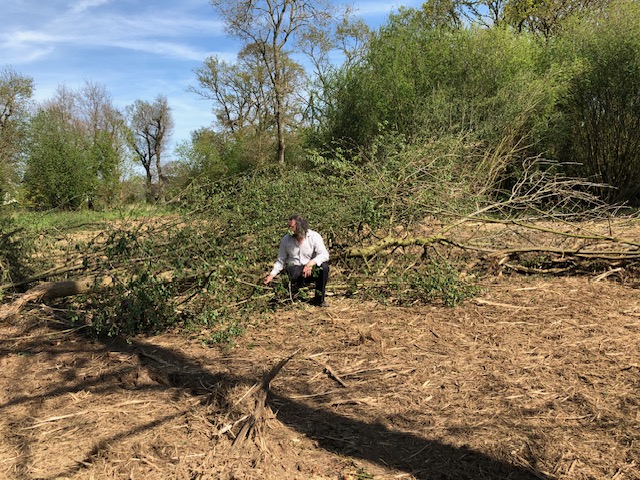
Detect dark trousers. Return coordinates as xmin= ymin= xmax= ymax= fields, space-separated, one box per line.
xmin=286 ymin=262 xmax=329 ymax=304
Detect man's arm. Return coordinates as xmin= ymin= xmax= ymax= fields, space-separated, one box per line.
xmin=264 ymin=237 xmax=288 ymax=285
xmin=302 ymin=231 xmax=329 ymax=277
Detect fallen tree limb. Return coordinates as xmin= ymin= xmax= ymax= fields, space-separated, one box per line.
xmin=345 ymin=234 xmax=445 ymax=257
xmin=590 ymin=267 xmax=625 ymax=282
xmin=1 ymin=262 xmax=92 ymax=291
xmin=0 ymin=270 xmax=181 ymax=321
xmin=1 ymin=275 xmax=115 ymax=320
xmin=344 ymin=235 xmax=640 ymax=261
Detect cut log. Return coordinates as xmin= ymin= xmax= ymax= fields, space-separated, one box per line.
xmin=0 ymin=270 xmax=184 ymax=321
xmin=1 ymin=276 xmax=114 ymax=320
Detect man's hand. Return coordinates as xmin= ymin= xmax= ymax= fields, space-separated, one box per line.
xmin=303 ymin=262 xmax=315 ymax=278
xmin=264 ymin=274 xmax=274 ymax=285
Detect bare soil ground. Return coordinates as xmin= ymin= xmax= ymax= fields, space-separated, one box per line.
xmin=1 ymin=275 xmax=639 ymax=480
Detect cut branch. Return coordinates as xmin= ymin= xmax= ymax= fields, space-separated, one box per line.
xmin=345 ymin=234 xmax=445 ymax=257
xmin=0 ymin=270 xmax=179 ymax=321
xmin=1 ymin=275 xmax=115 ymax=321
xmin=344 ymin=235 xmax=640 ymax=261
xmin=231 ymin=350 xmax=298 ymax=449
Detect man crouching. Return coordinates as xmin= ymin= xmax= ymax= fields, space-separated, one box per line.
xmin=264 ymin=214 xmax=330 ymax=307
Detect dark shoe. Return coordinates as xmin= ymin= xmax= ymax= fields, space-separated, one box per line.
xmin=313 ymin=299 xmax=328 ymax=307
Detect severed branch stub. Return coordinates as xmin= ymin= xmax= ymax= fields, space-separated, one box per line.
xmin=231 ymin=349 xmax=299 ymax=449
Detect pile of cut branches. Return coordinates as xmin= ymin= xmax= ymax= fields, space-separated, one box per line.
xmin=3 ymin=160 xmax=639 ymax=335
xmin=334 ymin=159 xmax=640 ymax=297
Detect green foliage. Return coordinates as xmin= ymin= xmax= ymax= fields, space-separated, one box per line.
xmin=182 ymin=156 xmax=483 ymax=312
xmin=74 ymin=222 xmax=184 ymax=338
xmin=11 ymin=206 xmax=160 ymax=232
xmin=172 ymin=127 xmax=288 ymax=203
xmin=322 ymin=19 xmax=554 ymax=164
xmin=351 ymin=255 xmax=479 ymax=308
xmin=84 ymin=270 xmax=180 ymax=337
xmin=198 ymin=308 xmax=246 ymax=347
xmin=0 ymin=67 xmax=34 ymax=201
xmin=23 ymin=108 xmax=95 ymax=209
xmin=0 ymin=215 xmax=32 ymax=287
xmin=548 ymin=0 xmax=640 ymax=204
xmin=504 ymin=0 xmax=610 ymax=38
xmin=407 ymin=260 xmax=480 ymax=307
xmin=316 ymin=1 xmax=640 ymax=205
xmin=188 ymin=163 xmax=380 ymax=242
xmin=89 ymin=130 xmax=122 ymax=208
xmin=17 ymin=81 xmax=128 ymax=210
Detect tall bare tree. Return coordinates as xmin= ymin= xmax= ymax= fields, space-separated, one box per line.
xmin=209 ymin=0 xmax=334 ymax=164
xmin=192 ymin=44 xmax=279 ymax=134
xmin=126 ymin=95 xmax=174 ymax=203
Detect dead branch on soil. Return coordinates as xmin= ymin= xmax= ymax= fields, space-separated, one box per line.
xmin=342 ymin=159 xmax=640 ymax=276
xmin=23 ymin=400 xmax=154 ymax=429
xmin=321 ymin=364 xmax=350 ymax=388
xmin=231 ymin=350 xmax=299 ymax=449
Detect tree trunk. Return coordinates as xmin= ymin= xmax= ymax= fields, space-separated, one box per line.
xmin=145 ymin=168 xmax=153 ymax=203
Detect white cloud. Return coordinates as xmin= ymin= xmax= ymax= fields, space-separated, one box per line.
xmin=2 ymin=45 xmax=55 ymax=64
xmin=3 ymin=1 xmax=225 ymax=65
xmin=111 ymin=39 xmax=211 ymax=62
xmin=69 ymin=0 xmax=111 ymax=15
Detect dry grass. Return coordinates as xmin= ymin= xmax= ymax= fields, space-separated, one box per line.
xmin=1 ymin=274 xmax=638 ymax=479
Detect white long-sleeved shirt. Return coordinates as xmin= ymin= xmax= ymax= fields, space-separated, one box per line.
xmin=269 ymin=229 xmax=330 ymax=277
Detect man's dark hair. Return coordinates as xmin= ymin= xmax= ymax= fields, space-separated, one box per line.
xmin=289 ymin=213 xmax=309 ymax=238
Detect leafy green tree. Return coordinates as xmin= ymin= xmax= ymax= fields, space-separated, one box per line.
xmin=89 ymin=129 xmax=122 ymax=207
xmin=418 ymin=0 xmax=609 ymax=36
xmin=399 ymin=1 xmax=464 ymax=29
xmin=174 ymin=127 xmax=252 ymax=185
xmin=0 ymin=67 xmax=34 ymax=201
xmin=191 ymin=44 xmax=305 ymax=168
xmin=23 ymin=107 xmax=94 ymax=209
xmin=300 ymin=14 xmax=372 ymax=141
xmin=192 ymin=46 xmax=276 ymax=133
xmin=446 ymin=0 xmax=509 ymax=27
xmin=323 ymin=15 xmax=551 ymax=157
xmin=549 ymin=0 xmax=640 ymax=203
xmin=75 ymin=81 xmax=126 ymax=207
xmin=21 ymin=82 xmax=126 ymax=209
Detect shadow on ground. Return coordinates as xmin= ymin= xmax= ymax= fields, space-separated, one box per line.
xmin=0 ymin=318 xmax=550 ymax=480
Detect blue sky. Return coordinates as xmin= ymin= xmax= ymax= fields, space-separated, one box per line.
xmin=2 ymin=0 xmax=422 ymax=156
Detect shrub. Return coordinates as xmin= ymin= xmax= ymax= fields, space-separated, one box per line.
xmin=548 ymin=0 xmax=640 ymax=204
xmin=321 ymin=18 xmax=552 ymax=162
xmin=0 ymin=215 xmax=32 ymax=287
